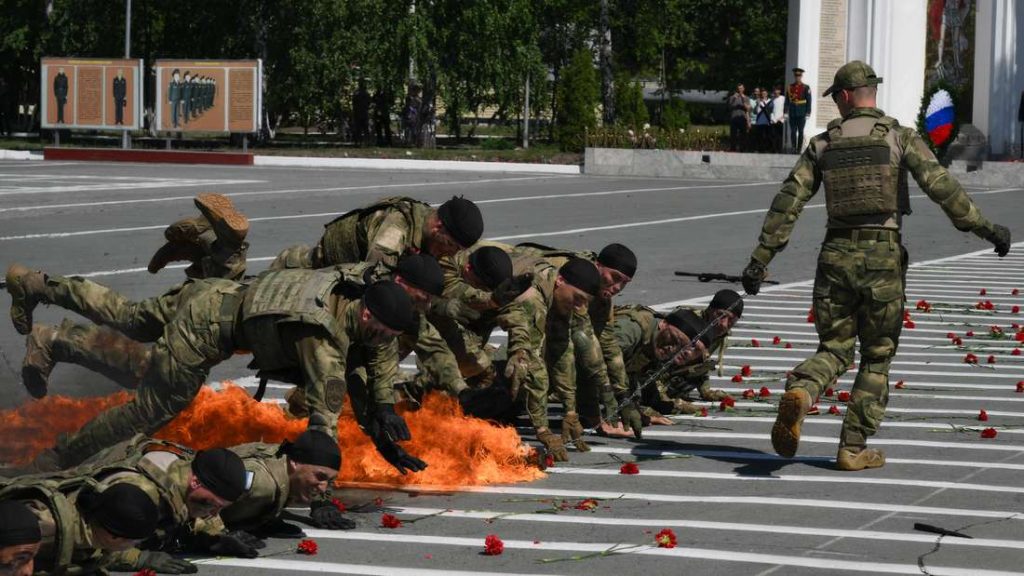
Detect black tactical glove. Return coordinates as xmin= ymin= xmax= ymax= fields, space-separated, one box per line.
xmin=458 ymin=386 xmax=513 ymax=420
xmin=983 ymin=224 xmax=1011 ymax=257
xmin=137 ymin=551 xmax=198 ymax=574
xmin=616 ymin=396 xmax=644 ymax=439
xmin=741 ymin=259 xmax=767 ymax=295
xmin=431 ymin=298 xmax=481 ymax=323
xmin=207 ymin=530 xmax=265 ymax=558
xmin=309 ymin=500 xmax=357 ymax=530
xmin=560 ymin=411 xmax=590 ymax=452
xmin=537 ymin=428 xmax=569 ymax=462
xmin=372 ymin=434 xmax=428 ymax=475
xmin=373 ymin=404 xmax=411 ymax=442
xmin=492 ymin=273 xmax=534 ymax=306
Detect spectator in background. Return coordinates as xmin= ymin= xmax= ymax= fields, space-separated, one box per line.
xmin=753 ymin=88 xmax=771 ymax=152
xmin=770 ymin=85 xmax=786 ymax=153
xmin=727 ymin=84 xmax=749 ymax=152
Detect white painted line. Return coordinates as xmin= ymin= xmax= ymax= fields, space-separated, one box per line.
xmin=671 ymin=415 xmax=1024 ymax=436
xmin=198 ymin=558 xmax=558 ymax=576
xmin=709 ymin=399 xmax=1024 ymax=418
xmin=717 ymin=357 xmax=1024 ymax=378
xmin=266 ymin=530 xmax=1024 ymax=576
xmin=546 ymin=467 xmax=1024 ymax=495
xmin=0 ymin=178 xmax=263 ymax=196
xmin=640 ymin=430 xmax=1024 ymax=452
xmin=253 ymin=153 xmax=583 ymax=174
xmin=391 ymin=506 xmax=1024 ymax=550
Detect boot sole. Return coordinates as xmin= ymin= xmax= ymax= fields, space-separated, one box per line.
xmin=771 ymin=390 xmax=807 ymax=458
xmin=195 ymin=193 xmax=249 ymax=242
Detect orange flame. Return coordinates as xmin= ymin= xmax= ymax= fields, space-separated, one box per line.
xmin=0 ymin=385 xmax=543 ymax=487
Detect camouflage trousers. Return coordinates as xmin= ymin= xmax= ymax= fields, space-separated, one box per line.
xmin=36 ymin=275 xmax=240 ymax=466
xmin=785 ymin=230 xmax=905 ymax=449
xmin=269 ymin=244 xmax=317 ymax=270
xmin=571 ymin=315 xmax=616 ymax=425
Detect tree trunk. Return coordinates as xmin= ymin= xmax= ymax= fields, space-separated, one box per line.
xmin=599 ymin=0 xmax=614 ymax=125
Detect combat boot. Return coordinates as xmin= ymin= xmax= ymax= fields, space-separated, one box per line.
xmin=5 ymin=263 xmax=47 ymax=335
xmin=771 ymin=388 xmax=812 ymax=458
xmin=195 ymin=193 xmax=249 ymax=247
xmin=147 ymin=241 xmax=202 ymax=274
xmin=164 ymin=215 xmax=211 ymax=244
xmin=22 ymin=324 xmax=57 ymax=398
xmin=836 ymin=446 xmax=886 ymax=471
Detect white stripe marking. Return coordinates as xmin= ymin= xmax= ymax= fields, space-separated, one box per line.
xmin=197 ymin=558 xmax=557 ymax=576
xmin=640 ymin=430 xmax=1024 ymax=452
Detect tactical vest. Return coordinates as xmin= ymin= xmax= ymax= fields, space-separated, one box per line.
xmin=513 ymin=242 xmax=596 ymax=268
xmin=0 ymin=480 xmax=86 ymax=573
xmin=819 ymin=117 xmax=900 ymax=218
xmin=225 ymin=443 xmax=290 ymax=524
xmin=319 ymin=196 xmax=430 ymax=266
xmin=241 ymin=268 xmax=347 ymax=371
xmin=615 ymin=304 xmax=659 ymax=377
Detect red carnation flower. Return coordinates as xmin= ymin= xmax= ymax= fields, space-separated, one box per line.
xmin=619 ymin=461 xmax=640 ymax=475
xmin=895 ymin=380 xmax=906 ymax=389
xmin=1017 ymin=332 xmax=1024 ymax=342
xmin=980 ymin=288 xmax=987 ymax=296
xmin=381 ymin=513 xmax=402 ymax=529
xmin=1017 ymin=381 xmax=1024 ymax=393
xmin=297 ymin=539 xmax=318 ymax=555
xmin=953 ymin=337 xmax=964 ymax=346
xmin=575 ymin=498 xmax=599 ymax=511
xmin=732 ymin=374 xmax=744 ymax=383
xmin=964 ymin=353 xmax=979 ymax=364
xmin=806 ymin=310 xmax=815 ymax=323
xmin=985 ymin=301 xmax=995 ymax=310
xmin=978 ymin=409 xmax=989 ymax=421
xmin=837 ymin=391 xmax=851 ymax=402
xmin=981 ymin=428 xmax=998 ymax=439
xmin=828 ymin=405 xmax=841 ymax=415
xmin=759 ymin=386 xmax=771 ymax=398
xmin=484 ymin=534 xmax=504 ymax=555
xmin=741 ymin=365 xmax=752 ymax=377
xmin=785 ymin=342 xmax=793 ymax=349
xmin=373 ymin=497 xmax=385 ymax=507
xmin=741 ymin=388 xmax=755 ymax=399
xmin=654 ymin=528 xmax=678 ymax=549
xmin=719 ymin=396 xmax=736 ymax=410
xmin=751 ymin=338 xmax=761 ymax=347
xmin=991 ymin=326 xmax=1004 ymax=337
xmin=331 ymin=498 xmax=346 ymax=513
xmin=946 ymin=332 xmax=956 ymax=339
xmin=545 ymin=453 xmax=555 ymax=468
xmin=806 ymin=405 xmax=820 ymax=415
xmin=824 ymin=387 xmax=834 ymax=397
xmin=1013 ymin=288 xmax=1020 ymax=295
xmin=987 ymin=355 xmax=997 ymax=364
xmin=1013 ymin=306 xmax=1021 ymax=314
xmin=966 ymin=331 xmax=975 ymax=337
xmin=904 ymin=320 xmax=916 ymax=329
xmin=1012 ymin=348 xmax=1021 ymax=356
xmin=699 ymin=406 xmax=708 ymax=417
xmin=133 ymin=570 xmax=157 ymax=576
xmin=773 ymin=336 xmax=782 ymax=345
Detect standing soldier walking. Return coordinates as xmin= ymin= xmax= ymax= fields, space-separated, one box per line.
xmin=741 ymin=61 xmax=1012 ymax=471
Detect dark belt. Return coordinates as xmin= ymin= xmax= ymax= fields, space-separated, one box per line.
xmin=825 ymin=228 xmax=900 ymax=243
xmin=217 ymin=290 xmax=244 ymax=352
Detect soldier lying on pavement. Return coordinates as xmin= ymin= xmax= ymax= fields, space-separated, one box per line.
xmin=272 ymin=196 xmax=483 ymax=270
xmin=0 ymin=470 xmax=161 ymax=575
xmin=0 ymin=500 xmax=43 ymax=576
xmin=147 ymin=193 xmax=250 ymax=281
xmin=6 ymin=263 xmax=417 ymax=472
xmin=512 ymin=242 xmax=637 ymax=449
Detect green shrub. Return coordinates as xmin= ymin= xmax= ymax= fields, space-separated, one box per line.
xmin=614 ymin=77 xmax=649 ymax=130
xmin=659 ymin=98 xmax=690 ymax=130
xmin=481 ymin=137 xmax=516 ymax=150
xmin=555 ymin=49 xmax=600 ymax=152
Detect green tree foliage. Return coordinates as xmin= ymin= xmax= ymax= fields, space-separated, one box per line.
xmin=613 ymin=75 xmax=648 ymax=130
xmin=556 ymin=48 xmax=599 ymax=151
xmin=659 ymin=98 xmax=689 ymax=130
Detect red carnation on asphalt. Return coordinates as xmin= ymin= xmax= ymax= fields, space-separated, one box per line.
xmin=545 ymin=453 xmax=555 ymax=468
xmin=732 ymin=374 xmax=744 ymax=383
xmin=946 ymin=332 xmax=956 ymax=339
xmin=1012 ymin=348 xmax=1021 ymax=356
xmin=837 ymin=391 xmax=851 ymax=402
xmin=133 ymin=570 xmax=157 ymax=576
xmin=966 ymin=330 xmax=975 ymax=337
xmin=759 ymin=386 xmax=771 ymax=398
xmin=331 ymin=498 xmax=346 ymax=513
xmin=1017 ymin=381 xmax=1024 ymax=393
xmin=964 ymin=353 xmax=979 ymax=364
xmin=904 ymin=320 xmax=916 ymax=329
xmin=619 ymin=461 xmax=640 ymax=475
xmin=1013 ymin=305 xmax=1021 ymax=314
xmin=700 ymin=406 xmax=709 ymax=417
xmin=824 ymin=387 xmax=834 ymax=397
xmin=297 ymin=539 xmax=318 ymax=555
xmin=741 ymin=365 xmax=752 ymax=377
xmin=484 ymin=534 xmax=504 ymax=555
xmin=742 ymin=388 xmax=755 ymax=399
xmin=785 ymin=342 xmax=793 ymax=349
xmin=916 ymin=299 xmax=931 ymax=312
xmin=895 ymin=380 xmax=906 ymax=389
xmin=719 ymin=396 xmax=736 ymax=410
xmin=987 ymin=355 xmax=997 ymax=364
xmin=751 ymin=338 xmax=761 ymax=347
xmin=981 ymin=428 xmax=998 ymax=439
xmin=807 ymin=309 xmax=815 ymax=323
xmin=980 ymin=288 xmax=987 ymax=296
xmin=575 ymin=498 xmax=599 ymax=511
xmin=773 ymin=336 xmax=782 ymax=345
xmin=654 ymin=528 xmax=678 ymax=549
xmin=1017 ymin=332 xmax=1024 ymax=342
xmin=828 ymin=405 xmax=841 ymax=415
xmin=381 ymin=513 xmax=402 ymax=529
xmin=1013 ymin=288 xmax=1020 ymax=295
xmin=978 ymin=409 xmax=989 ymax=421
xmin=806 ymin=405 xmax=820 ymax=415
xmin=991 ymin=326 xmax=1004 ymax=337
xmin=953 ymin=337 xmax=964 ymax=346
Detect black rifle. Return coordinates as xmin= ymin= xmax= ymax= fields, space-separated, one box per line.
xmin=675 ymin=271 xmax=779 ymax=285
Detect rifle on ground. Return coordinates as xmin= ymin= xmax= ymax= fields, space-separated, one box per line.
xmin=674 ymin=271 xmax=778 ymax=285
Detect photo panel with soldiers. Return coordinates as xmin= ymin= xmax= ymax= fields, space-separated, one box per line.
xmin=40 ymin=58 xmax=143 ymax=130
xmin=155 ymin=60 xmax=262 ymax=133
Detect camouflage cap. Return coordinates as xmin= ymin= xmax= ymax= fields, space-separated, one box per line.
xmin=822 ymin=60 xmax=883 ymax=97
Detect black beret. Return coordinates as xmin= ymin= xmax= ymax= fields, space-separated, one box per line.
xmin=80 ymin=483 xmax=159 ymax=540
xmin=664 ymin=308 xmax=714 ymax=349
xmin=558 ymin=258 xmax=601 ymax=297
xmin=363 ymin=280 xmax=418 ymax=333
xmin=709 ymin=289 xmax=744 ymax=317
xmin=596 ymin=243 xmax=637 ymax=278
xmin=0 ymin=500 xmax=41 ymax=546
xmin=437 ymin=197 xmax=483 ymax=248
xmin=792 ymin=67 xmax=805 ymax=73
xmin=279 ymin=429 xmax=341 ymax=471
xmin=468 ymin=246 xmax=513 ymax=290
xmin=396 ymin=253 xmax=444 ymax=296
xmin=192 ymin=448 xmax=247 ymax=502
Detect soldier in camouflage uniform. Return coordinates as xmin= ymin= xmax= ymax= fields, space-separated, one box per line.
xmin=647 ymin=290 xmax=742 ymax=416
xmin=741 ymin=61 xmax=1012 ymax=471
xmin=271 ymin=196 xmax=483 ymax=270
xmin=509 ymin=243 xmax=638 ymax=448
xmin=0 ymin=474 xmax=159 ymax=575
xmin=147 ymin=193 xmax=250 ymax=281
xmin=5 ymin=265 xmax=417 ymax=471
xmin=0 ymin=500 xmax=41 ymax=576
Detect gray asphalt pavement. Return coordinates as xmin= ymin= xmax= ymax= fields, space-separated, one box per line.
xmin=1 ymin=159 xmax=1023 ymax=575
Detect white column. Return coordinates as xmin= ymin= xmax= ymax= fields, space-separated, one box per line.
xmin=978 ymin=0 xmax=1022 ymax=156
xmin=864 ymin=0 xmax=927 ymax=127
xmin=787 ymin=0 xmax=822 ymax=137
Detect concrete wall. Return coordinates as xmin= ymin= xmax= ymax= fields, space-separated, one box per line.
xmin=974 ymin=0 xmax=1024 ymax=157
